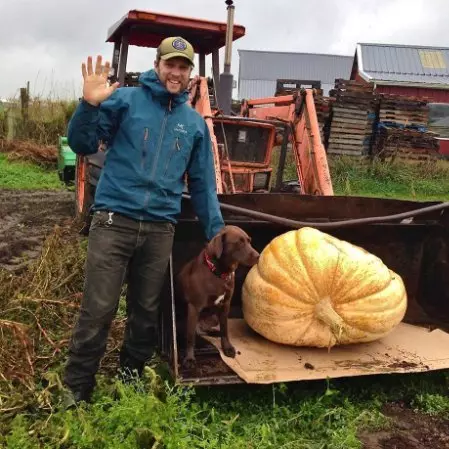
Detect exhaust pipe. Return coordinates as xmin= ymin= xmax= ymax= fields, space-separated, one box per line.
xmin=223 ymin=0 xmax=235 ymax=74
xmin=218 ymin=0 xmax=235 ymax=115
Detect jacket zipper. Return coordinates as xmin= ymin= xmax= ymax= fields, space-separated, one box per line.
xmin=164 ymin=137 xmax=180 ymax=176
xmin=143 ymin=99 xmax=171 ymax=213
xmin=141 ymin=127 xmax=149 ymax=169
xmin=150 ymin=102 xmax=170 ymax=181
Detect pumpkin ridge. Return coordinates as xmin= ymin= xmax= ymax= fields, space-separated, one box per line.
xmin=336 ymin=272 xmax=406 ymax=313
xmin=261 ymin=236 xmax=319 ymax=303
xmin=337 ymin=291 xmax=407 ymax=334
xmin=294 ymin=228 xmax=321 ymax=299
xmin=327 ymin=241 xmax=344 ymax=300
xmin=332 ymin=269 xmax=394 ymax=305
xmin=292 ymin=318 xmax=316 ymax=345
xmin=256 ymin=247 xmax=292 ymax=293
xmin=329 ymin=249 xmax=392 ymax=304
xmin=321 ymin=235 xmax=391 ymax=304
xmin=248 ymin=264 xmax=317 ymax=309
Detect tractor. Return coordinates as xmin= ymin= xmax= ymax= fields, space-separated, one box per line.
xmin=69 ymin=4 xmax=449 ymax=386
xmin=57 ymin=136 xmax=76 ymax=184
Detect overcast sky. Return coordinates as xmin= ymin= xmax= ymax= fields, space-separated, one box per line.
xmin=1 ymin=0 xmax=447 ymax=100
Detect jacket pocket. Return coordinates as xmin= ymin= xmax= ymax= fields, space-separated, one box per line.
xmin=164 ymin=137 xmax=181 ymax=177
xmin=141 ymin=127 xmax=149 ymax=168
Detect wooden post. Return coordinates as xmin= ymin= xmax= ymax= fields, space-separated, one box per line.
xmin=6 ymin=106 xmax=20 ymax=141
xmin=20 ymin=87 xmax=29 ymax=121
xmin=20 ymin=85 xmax=29 ymax=138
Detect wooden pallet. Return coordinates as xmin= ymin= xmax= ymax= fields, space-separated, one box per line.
xmin=326 ymin=80 xmax=376 ymax=156
xmin=372 ymin=126 xmax=440 ymax=162
xmin=324 ymin=82 xmax=441 ymax=160
xmin=378 ymin=94 xmax=430 ymax=128
xmin=326 ymin=146 xmax=364 ymax=156
xmin=376 ymin=147 xmax=439 ymax=162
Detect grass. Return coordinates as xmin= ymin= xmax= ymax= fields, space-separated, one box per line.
xmin=0 ymin=153 xmax=65 ymax=190
xmin=1 ymin=373 xmax=387 ymax=449
xmin=2 ymin=149 xmax=449 ymax=448
xmin=329 ymin=155 xmax=449 ymax=201
xmin=2 ymin=362 xmax=449 ymax=449
xmin=271 ymin=146 xmax=449 ymax=201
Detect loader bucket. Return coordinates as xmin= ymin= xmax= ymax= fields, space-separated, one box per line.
xmin=159 ymin=193 xmax=449 ymax=385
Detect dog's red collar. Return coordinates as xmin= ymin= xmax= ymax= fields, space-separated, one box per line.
xmin=204 ymin=251 xmax=232 ymax=280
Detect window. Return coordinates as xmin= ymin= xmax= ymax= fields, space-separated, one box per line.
xmin=418 ymin=50 xmax=447 ymax=69
xmin=428 ymin=103 xmax=449 ymax=138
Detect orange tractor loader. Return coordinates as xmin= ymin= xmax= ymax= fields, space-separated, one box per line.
xmin=73 ymin=4 xmax=449 ymax=386
xmin=240 ymin=91 xmax=333 ymax=196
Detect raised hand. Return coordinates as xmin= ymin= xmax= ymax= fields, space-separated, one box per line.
xmin=82 ymin=55 xmax=120 ymax=107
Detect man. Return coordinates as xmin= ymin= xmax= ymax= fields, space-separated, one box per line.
xmin=63 ymin=36 xmax=225 ymax=403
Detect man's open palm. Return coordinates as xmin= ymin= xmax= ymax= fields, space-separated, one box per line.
xmin=82 ymin=55 xmax=119 ymax=106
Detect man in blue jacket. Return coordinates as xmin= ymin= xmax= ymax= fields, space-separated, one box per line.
xmin=63 ymin=36 xmax=225 ymax=403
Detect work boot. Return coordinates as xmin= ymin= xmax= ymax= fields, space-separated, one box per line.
xmin=61 ymin=385 xmax=94 ymax=410
xmin=118 ymin=348 xmax=145 ymax=384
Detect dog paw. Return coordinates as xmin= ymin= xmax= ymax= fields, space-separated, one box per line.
xmin=223 ymin=345 xmax=236 ymax=358
xmin=182 ymin=357 xmax=196 ymax=370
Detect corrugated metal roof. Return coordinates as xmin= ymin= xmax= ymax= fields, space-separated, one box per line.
xmin=238 ymin=49 xmax=353 ymax=81
xmin=358 ymin=43 xmax=449 ymax=86
xmin=237 ymin=49 xmax=353 ymax=99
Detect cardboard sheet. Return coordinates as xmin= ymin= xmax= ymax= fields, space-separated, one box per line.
xmin=201 ymin=319 xmax=449 ymax=384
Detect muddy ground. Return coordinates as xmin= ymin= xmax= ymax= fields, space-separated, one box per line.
xmin=0 ymin=189 xmax=75 ymax=272
xmin=1 ymin=188 xmax=449 ymax=447
xmin=359 ymin=401 xmax=449 ymax=448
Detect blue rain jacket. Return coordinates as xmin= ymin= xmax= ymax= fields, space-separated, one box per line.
xmin=67 ymin=69 xmax=224 ymax=240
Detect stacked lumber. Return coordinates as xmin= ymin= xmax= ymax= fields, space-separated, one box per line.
xmin=313 ymin=89 xmax=332 ymax=143
xmin=326 ymin=79 xmax=377 ymax=156
xmin=373 ymin=94 xmax=440 ymax=161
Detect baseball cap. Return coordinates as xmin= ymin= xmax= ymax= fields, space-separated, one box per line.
xmin=157 ymin=36 xmax=195 ymax=66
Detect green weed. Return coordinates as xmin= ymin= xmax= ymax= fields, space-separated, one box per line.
xmin=0 ymin=153 xmax=64 ymax=190
xmin=329 ymin=155 xmax=449 ymax=201
xmin=412 ymin=393 xmax=449 ymax=417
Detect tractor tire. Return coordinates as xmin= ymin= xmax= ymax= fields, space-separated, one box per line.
xmin=280 ymin=180 xmax=302 ymax=193
xmin=75 ymin=152 xmax=105 ymax=235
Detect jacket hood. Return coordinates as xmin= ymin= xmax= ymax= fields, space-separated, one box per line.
xmin=138 ymin=69 xmax=189 ymax=106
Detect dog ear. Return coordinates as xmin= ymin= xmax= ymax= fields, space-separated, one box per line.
xmin=208 ymin=231 xmax=226 ymax=258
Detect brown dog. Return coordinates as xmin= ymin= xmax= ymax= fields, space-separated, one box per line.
xmin=177 ymin=225 xmax=260 ymax=369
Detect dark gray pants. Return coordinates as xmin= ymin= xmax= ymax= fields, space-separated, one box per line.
xmin=63 ymin=210 xmax=174 ymax=392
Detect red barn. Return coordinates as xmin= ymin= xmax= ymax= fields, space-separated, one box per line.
xmin=350 ymin=43 xmax=449 ymax=155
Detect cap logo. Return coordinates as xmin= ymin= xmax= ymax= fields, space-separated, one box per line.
xmin=172 ymin=38 xmax=187 ymax=51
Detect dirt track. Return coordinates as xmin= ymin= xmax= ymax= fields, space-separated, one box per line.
xmin=0 ymin=189 xmax=75 ymax=271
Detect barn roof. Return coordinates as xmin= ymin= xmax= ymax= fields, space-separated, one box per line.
xmin=238 ymin=49 xmax=353 ymax=82
xmin=238 ymin=49 xmax=353 ymax=99
xmin=355 ymin=43 xmax=449 ymax=87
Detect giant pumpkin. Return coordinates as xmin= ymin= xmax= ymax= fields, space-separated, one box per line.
xmin=241 ymin=227 xmax=407 ymax=348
